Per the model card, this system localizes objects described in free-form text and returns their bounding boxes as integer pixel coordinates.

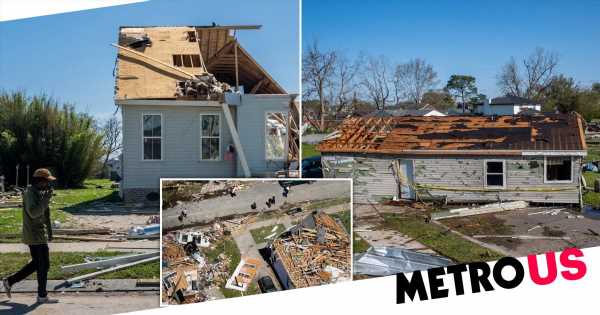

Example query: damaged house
[266,211,350,290]
[114,25,299,202]
[317,114,587,205]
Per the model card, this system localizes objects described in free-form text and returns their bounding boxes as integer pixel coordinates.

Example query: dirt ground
[441,206,600,256]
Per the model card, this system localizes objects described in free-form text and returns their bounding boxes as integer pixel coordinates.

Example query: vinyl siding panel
[121,104,236,189]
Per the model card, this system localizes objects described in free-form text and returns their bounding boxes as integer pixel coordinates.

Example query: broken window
[265,112,288,160]
[200,114,220,160]
[545,157,572,182]
[143,114,162,160]
[187,31,197,42]
[173,55,182,67]
[182,54,193,67]
[485,161,505,187]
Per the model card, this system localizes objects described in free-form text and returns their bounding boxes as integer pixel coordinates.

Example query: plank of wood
[66,256,159,284]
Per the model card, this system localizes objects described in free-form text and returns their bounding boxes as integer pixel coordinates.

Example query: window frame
[484,159,506,189]
[264,111,288,161]
[544,156,573,184]
[199,113,222,161]
[141,113,163,161]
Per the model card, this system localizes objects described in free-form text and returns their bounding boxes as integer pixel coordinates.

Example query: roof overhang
[115,99,223,107]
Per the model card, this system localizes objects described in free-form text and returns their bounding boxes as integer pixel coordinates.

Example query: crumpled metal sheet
[353,246,453,276]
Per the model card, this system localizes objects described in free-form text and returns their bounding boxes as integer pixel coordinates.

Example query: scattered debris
[432,201,528,220]
[61,251,159,273]
[473,234,571,241]
[224,257,261,292]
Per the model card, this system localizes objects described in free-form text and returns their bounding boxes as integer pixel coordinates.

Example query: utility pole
[15,164,19,188]
[26,165,30,187]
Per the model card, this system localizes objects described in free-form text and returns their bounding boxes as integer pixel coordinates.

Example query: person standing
[2,168,58,303]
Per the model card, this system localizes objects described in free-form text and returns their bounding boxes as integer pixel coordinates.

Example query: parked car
[278,180,312,188]
[286,207,303,215]
[257,276,278,293]
[301,156,322,178]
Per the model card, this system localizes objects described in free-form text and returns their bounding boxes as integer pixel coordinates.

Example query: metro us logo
[396,248,587,303]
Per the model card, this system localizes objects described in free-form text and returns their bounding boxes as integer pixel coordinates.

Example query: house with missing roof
[317,114,587,205]
[114,25,298,202]
[474,95,542,116]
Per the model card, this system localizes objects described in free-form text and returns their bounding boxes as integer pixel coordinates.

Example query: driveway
[163,181,350,230]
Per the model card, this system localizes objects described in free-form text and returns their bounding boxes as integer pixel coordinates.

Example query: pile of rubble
[175,73,232,100]
[162,223,235,304]
[268,211,350,289]
[0,190,22,209]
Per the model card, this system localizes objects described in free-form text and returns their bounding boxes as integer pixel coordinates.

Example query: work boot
[2,279,11,299]
[36,296,59,303]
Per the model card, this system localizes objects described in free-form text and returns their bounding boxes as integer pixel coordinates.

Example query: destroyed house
[317,114,587,205]
[267,211,350,289]
[114,25,298,202]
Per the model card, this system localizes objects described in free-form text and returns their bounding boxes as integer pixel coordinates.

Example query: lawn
[0,251,159,280]
[585,144,600,162]
[380,213,503,263]
[301,143,320,159]
[353,233,371,254]
[583,171,600,207]
[250,224,285,243]
[305,197,351,211]
[0,179,117,236]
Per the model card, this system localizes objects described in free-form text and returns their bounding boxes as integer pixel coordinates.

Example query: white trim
[199,112,222,161]
[141,113,163,161]
[484,159,506,189]
[264,111,288,161]
[544,156,574,184]
[116,99,223,107]
[522,151,586,157]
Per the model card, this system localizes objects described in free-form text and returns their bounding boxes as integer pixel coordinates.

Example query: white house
[114,25,298,202]
[475,95,541,116]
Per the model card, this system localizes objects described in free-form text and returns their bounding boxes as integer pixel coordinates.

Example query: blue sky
[303,0,600,98]
[0,0,299,121]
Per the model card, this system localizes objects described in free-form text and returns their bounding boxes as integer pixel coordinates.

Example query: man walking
[2,168,58,303]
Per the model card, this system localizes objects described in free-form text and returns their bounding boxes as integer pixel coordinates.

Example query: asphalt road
[162,180,350,230]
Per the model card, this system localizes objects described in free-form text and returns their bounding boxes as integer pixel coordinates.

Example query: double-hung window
[485,160,505,188]
[143,114,162,160]
[200,114,220,160]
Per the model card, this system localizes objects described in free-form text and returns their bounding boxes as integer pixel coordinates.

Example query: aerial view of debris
[161,179,351,305]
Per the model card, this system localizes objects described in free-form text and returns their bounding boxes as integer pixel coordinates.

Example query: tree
[394,58,438,105]
[421,90,455,111]
[543,75,579,113]
[302,40,337,131]
[101,115,122,173]
[360,54,392,111]
[445,75,478,113]
[328,53,360,115]
[497,47,559,100]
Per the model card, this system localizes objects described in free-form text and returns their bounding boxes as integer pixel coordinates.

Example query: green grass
[330,210,351,233]
[353,233,371,254]
[582,171,600,207]
[586,144,600,162]
[0,179,117,236]
[301,143,320,159]
[380,213,503,263]
[305,197,351,211]
[222,281,260,298]
[0,251,159,280]
[249,224,285,243]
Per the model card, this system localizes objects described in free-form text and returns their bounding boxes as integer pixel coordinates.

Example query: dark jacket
[22,185,52,245]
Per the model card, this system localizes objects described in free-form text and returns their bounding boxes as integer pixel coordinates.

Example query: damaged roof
[114,25,285,100]
[317,113,587,155]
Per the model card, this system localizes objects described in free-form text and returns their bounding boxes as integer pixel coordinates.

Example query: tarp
[353,247,453,277]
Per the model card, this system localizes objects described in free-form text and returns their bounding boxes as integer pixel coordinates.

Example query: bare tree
[302,40,337,131]
[101,115,122,172]
[394,58,438,105]
[497,47,558,100]
[328,53,360,115]
[360,54,392,111]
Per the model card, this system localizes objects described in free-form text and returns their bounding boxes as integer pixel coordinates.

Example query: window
[485,160,505,188]
[187,31,197,42]
[200,114,220,160]
[265,112,288,160]
[143,114,162,160]
[172,54,202,68]
[545,157,572,182]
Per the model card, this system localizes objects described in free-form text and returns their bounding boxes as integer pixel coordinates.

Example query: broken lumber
[53,235,124,242]
[61,251,159,273]
[66,256,159,284]
[54,228,112,235]
[432,201,528,220]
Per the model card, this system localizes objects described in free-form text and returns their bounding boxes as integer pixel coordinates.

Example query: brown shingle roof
[317,114,586,156]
